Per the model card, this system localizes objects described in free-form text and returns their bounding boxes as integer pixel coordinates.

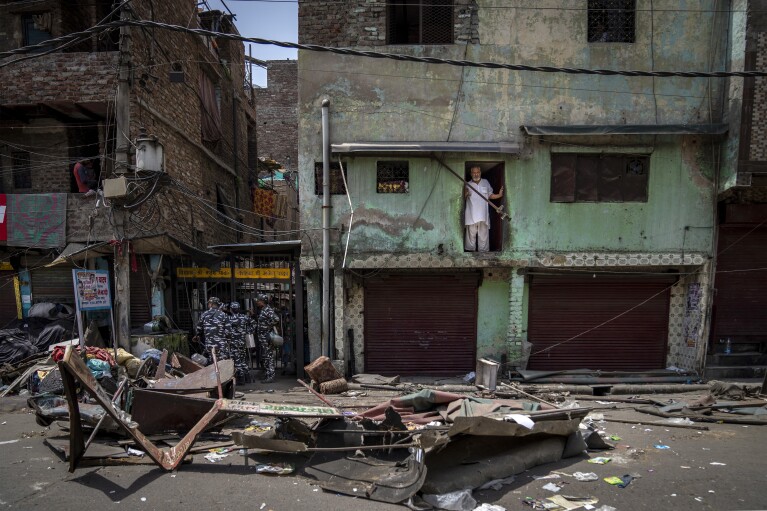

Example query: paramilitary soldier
[193,296,232,362]
[255,293,280,383]
[228,301,255,382]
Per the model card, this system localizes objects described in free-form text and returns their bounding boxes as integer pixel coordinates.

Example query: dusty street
[0,380,765,511]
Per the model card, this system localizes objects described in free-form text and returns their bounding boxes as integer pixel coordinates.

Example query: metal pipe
[321,98,331,358]
[84,377,129,450]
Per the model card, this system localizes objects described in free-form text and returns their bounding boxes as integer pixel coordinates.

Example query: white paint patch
[30,482,49,491]
[0,439,19,445]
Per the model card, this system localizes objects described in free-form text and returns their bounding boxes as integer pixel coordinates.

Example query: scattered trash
[541,482,562,492]
[664,418,695,426]
[140,497,146,502]
[126,447,145,457]
[587,457,611,464]
[255,463,294,475]
[462,372,476,384]
[709,462,726,466]
[260,503,266,510]
[474,504,506,511]
[604,476,624,485]
[505,414,535,429]
[532,474,561,480]
[422,489,476,511]
[547,495,599,510]
[609,435,621,441]
[617,475,634,488]
[573,472,599,482]
[478,475,515,491]
[203,452,230,463]
[654,444,670,449]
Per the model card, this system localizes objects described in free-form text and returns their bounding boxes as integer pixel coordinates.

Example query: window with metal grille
[587,0,635,43]
[376,161,409,193]
[388,0,454,44]
[11,152,32,189]
[21,14,52,49]
[550,153,649,203]
[314,162,347,195]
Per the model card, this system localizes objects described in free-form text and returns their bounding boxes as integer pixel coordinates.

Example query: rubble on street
[2,351,766,510]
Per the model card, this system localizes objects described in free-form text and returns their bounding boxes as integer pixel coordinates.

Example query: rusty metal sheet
[171,352,203,374]
[131,389,222,435]
[448,410,588,438]
[231,431,307,452]
[151,359,234,393]
[57,346,341,472]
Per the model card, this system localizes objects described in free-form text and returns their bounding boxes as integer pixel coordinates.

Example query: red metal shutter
[364,273,479,376]
[0,271,19,326]
[712,225,767,341]
[528,274,673,371]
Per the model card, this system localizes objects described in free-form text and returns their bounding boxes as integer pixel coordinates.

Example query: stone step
[703,365,767,380]
[706,352,767,367]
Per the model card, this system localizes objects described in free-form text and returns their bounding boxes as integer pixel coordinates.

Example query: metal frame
[57,346,340,472]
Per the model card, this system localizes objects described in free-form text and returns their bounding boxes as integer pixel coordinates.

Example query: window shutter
[550,154,577,202]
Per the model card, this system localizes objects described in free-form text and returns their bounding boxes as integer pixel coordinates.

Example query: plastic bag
[422,489,476,511]
[87,358,111,378]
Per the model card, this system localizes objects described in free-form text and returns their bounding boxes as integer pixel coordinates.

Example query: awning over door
[364,273,479,376]
[527,274,674,371]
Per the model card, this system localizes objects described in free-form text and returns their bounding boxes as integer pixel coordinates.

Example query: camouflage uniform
[228,302,255,380]
[256,296,280,382]
[195,298,232,361]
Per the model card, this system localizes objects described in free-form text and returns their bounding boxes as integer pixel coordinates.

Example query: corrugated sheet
[527,274,673,371]
[31,265,75,305]
[712,225,767,340]
[130,263,152,329]
[364,274,479,376]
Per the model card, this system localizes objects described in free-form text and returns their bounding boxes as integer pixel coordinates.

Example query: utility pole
[321,99,330,358]
[113,3,132,350]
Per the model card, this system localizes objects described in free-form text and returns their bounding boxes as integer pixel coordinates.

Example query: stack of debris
[304,356,348,394]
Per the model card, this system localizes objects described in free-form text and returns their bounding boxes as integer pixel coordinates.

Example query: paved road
[0,388,765,511]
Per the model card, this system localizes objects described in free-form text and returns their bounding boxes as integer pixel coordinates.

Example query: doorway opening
[463,161,505,252]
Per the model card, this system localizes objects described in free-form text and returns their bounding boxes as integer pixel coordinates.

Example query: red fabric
[52,346,116,366]
[0,194,6,241]
[130,246,138,273]
[73,162,89,192]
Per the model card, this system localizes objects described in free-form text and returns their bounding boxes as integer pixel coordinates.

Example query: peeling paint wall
[298,1,729,372]
[477,269,510,361]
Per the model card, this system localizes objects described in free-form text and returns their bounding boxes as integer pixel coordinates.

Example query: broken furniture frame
[57,346,341,472]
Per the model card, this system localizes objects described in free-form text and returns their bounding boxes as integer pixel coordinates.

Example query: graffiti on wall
[682,283,702,347]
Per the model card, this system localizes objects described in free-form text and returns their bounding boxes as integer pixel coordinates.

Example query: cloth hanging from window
[199,73,222,143]
[253,187,275,217]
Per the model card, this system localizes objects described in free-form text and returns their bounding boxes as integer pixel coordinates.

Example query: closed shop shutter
[130,265,152,330]
[31,265,75,306]
[0,271,19,326]
[528,274,673,371]
[364,273,479,376]
[712,225,767,342]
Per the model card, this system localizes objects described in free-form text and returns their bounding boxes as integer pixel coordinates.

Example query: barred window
[388,0,453,44]
[314,162,347,195]
[377,161,409,193]
[12,152,32,189]
[587,0,635,43]
[550,154,648,203]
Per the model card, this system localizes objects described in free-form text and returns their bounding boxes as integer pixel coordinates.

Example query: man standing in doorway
[464,165,503,252]
[255,293,280,384]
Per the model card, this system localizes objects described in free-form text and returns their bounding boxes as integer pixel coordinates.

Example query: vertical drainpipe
[232,89,241,242]
[321,99,331,358]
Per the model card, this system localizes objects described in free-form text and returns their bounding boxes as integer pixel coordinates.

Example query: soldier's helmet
[230,301,241,310]
[208,296,222,306]
[256,293,268,303]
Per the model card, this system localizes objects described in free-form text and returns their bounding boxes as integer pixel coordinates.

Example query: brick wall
[0,52,118,105]
[255,60,298,172]
[299,0,479,46]
[126,1,256,249]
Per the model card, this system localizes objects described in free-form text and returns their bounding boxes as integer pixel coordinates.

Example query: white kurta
[464,178,493,226]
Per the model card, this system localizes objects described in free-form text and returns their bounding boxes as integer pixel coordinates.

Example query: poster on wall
[72,269,112,311]
[0,194,6,241]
